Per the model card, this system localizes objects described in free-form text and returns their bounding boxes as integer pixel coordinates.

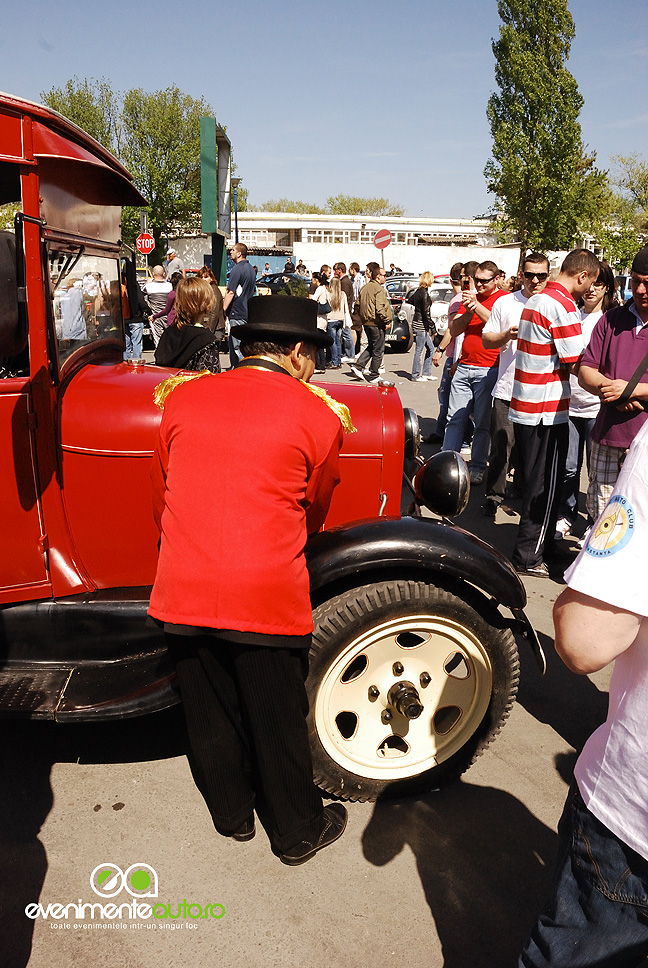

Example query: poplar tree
[484,0,606,260]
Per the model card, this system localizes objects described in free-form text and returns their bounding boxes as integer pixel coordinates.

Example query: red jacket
[148,367,343,635]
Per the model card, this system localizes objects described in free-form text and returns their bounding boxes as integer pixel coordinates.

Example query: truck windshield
[48,247,123,367]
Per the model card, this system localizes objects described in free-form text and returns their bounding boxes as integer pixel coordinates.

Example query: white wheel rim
[314,614,493,781]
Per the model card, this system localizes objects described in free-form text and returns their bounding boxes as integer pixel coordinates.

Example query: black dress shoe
[279,803,348,866]
[482,498,499,518]
[514,562,551,579]
[232,817,256,842]
[544,541,577,563]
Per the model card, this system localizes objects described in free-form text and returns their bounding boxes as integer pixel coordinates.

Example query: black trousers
[357,325,385,379]
[486,397,516,503]
[512,422,569,569]
[166,634,323,853]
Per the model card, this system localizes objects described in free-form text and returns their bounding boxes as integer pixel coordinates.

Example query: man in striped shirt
[509,249,600,577]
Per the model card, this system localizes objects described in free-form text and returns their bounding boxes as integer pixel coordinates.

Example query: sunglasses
[523,272,549,282]
[474,276,496,286]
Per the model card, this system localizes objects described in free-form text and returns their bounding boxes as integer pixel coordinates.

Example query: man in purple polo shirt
[579,245,648,520]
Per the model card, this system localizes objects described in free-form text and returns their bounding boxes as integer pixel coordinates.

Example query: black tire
[308,579,519,802]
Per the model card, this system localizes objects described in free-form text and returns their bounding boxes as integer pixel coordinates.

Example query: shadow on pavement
[363,781,556,968]
[0,722,53,968]
[516,632,608,753]
[0,708,188,967]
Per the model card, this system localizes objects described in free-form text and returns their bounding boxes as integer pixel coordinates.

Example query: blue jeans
[442,363,497,471]
[229,326,244,369]
[411,330,434,379]
[341,326,355,360]
[124,322,143,360]
[519,785,648,967]
[558,415,595,523]
[327,319,343,365]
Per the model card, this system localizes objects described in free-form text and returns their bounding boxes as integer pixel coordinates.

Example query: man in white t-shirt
[518,420,648,966]
[481,253,549,516]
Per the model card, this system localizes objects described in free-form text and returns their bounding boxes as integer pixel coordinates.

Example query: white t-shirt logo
[585,494,635,558]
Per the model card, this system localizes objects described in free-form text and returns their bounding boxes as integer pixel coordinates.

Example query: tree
[257,198,325,214]
[610,153,648,229]
[0,202,20,233]
[325,195,404,217]
[119,86,213,261]
[41,77,120,154]
[484,0,604,263]
[41,79,239,263]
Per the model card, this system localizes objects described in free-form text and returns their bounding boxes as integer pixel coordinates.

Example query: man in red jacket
[149,296,349,864]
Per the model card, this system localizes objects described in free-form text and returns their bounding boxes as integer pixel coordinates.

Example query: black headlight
[413,451,470,517]
[403,408,421,460]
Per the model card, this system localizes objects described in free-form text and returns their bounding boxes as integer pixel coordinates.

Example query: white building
[172,211,531,279]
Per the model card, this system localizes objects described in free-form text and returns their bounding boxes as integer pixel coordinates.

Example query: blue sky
[2,0,646,218]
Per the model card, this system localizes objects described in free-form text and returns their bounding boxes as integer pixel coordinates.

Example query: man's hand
[599,378,629,403]
[461,290,478,313]
[432,349,442,367]
[617,400,644,413]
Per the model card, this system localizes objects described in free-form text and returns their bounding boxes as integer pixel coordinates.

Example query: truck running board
[0,667,72,717]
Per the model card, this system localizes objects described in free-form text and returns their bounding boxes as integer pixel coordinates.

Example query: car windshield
[429,287,453,303]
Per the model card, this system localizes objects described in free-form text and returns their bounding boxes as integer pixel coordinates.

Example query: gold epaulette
[301,382,357,434]
[153,371,212,410]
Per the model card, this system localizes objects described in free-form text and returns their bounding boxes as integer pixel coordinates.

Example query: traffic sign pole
[373,230,392,274]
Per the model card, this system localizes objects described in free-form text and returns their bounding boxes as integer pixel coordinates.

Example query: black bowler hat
[230,296,333,348]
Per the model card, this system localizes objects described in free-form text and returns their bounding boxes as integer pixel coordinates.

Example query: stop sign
[373,229,392,249]
[136,232,155,255]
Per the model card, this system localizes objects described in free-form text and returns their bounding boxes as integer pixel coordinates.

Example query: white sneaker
[422,375,438,381]
[554,517,571,540]
[577,525,592,549]
[460,444,472,457]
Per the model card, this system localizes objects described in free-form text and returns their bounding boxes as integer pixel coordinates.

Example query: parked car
[614,274,632,302]
[0,92,542,802]
[384,273,417,312]
[136,266,153,289]
[255,271,310,295]
[397,284,455,339]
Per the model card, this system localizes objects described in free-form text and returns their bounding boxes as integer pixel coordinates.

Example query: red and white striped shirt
[509,281,583,426]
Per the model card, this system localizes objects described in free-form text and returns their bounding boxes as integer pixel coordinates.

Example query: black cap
[631,246,648,275]
[230,296,332,348]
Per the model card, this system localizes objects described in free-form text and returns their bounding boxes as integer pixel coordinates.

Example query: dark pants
[357,325,385,380]
[486,397,516,504]
[558,415,596,524]
[166,633,323,853]
[519,786,648,967]
[512,422,568,569]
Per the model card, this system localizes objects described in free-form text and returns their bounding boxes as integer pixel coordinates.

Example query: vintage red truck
[0,92,542,801]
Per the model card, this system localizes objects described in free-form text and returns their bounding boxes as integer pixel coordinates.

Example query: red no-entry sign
[136,233,155,255]
[373,229,392,250]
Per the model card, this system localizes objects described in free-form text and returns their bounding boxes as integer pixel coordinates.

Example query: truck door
[0,379,50,601]
[0,231,50,602]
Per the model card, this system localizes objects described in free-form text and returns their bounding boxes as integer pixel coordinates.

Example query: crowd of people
[142,239,648,960]
[131,241,648,586]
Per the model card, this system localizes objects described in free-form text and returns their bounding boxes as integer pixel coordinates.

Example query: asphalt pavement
[5,345,612,968]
